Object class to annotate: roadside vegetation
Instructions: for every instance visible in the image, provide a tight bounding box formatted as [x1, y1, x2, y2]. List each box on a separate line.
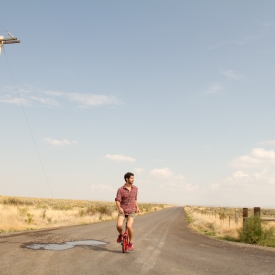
[184, 206, 275, 247]
[0, 195, 168, 233]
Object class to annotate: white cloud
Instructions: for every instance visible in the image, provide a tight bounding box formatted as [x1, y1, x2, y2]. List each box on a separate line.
[0, 85, 120, 108]
[134, 168, 144, 175]
[149, 167, 174, 179]
[221, 70, 243, 80]
[91, 184, 114, 192]
[233, 170, 249, 178]
[209, 148, 275, 205]
[211, 169, 275, 191]
[105, 154, 136, 162]
[148, 167, 197, 191]
[230, 148, 275, 168]
[205, 83, 223, 94]
[250, 148, 275, 159]
[44, 138, 77, 146]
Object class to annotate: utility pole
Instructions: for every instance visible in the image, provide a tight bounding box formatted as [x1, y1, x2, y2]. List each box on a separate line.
[0, 32, 20, 53]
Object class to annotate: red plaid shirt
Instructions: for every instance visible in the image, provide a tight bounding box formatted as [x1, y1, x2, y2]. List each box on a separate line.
[115, 184, 138, 213]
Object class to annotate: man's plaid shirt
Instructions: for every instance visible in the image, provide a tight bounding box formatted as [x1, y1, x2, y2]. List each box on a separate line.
[115, 184, 138, 213]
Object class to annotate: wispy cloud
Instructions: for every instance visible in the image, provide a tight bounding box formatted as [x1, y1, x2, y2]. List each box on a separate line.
[256, 140, 275, 146]
[68, 93, 119, 108]
[260, 22, 274, 33]
[105, 154, 136, 162]
[0, 85, 121, 108]
[221, 70, 243, 80]
[0, 95, 31, 106]
[232, 35, 261, 46]
[44, 138, 78, 146]
[204, 83, 223, 94]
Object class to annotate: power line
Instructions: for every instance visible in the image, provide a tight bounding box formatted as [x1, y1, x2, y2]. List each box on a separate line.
[2, 47, 54, 198]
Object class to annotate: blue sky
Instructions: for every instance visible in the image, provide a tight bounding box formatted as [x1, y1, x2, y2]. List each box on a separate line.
[1, 1, 275, 207]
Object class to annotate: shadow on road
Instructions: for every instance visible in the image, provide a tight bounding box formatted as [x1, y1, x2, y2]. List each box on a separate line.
[80, 245, 123, 254]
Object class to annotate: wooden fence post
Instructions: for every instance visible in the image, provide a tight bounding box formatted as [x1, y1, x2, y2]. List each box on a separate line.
[254, 207, 260, 216]
[235, 212, 239, 224]
[243, 208, 248, 226]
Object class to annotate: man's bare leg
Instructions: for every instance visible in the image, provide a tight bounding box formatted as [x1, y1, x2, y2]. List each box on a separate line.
[127, 217, 134, 243]
[116, 216, 124, 234]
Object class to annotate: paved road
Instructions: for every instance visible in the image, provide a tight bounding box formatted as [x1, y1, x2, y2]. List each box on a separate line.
[1, 207, 275, 275]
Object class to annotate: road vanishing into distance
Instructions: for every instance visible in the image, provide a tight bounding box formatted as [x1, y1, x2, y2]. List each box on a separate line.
[1, 207, 275, 275]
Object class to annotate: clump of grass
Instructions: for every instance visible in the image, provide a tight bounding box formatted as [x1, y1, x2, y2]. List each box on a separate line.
[238, 215, 275, 247]
[184, 208, 194, 224]
[52, 204, 73, 211]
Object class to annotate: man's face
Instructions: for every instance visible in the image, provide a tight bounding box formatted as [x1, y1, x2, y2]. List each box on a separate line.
[126, 176, 134, 185]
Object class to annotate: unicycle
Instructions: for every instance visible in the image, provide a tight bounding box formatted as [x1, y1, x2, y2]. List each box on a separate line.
[121, 214, 129, 253]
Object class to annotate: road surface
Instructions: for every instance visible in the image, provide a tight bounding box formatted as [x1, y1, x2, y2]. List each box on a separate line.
[0, 207, 275, 275]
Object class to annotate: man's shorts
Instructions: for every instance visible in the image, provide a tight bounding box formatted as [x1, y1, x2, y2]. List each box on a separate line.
[118, 212, 136, 219]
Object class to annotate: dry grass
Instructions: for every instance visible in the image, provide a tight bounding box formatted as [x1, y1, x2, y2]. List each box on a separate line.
[0, 195, 168, 233]
[184, 205, 275, 242]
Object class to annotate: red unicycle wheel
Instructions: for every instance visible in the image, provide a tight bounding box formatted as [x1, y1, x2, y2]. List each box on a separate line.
[122, 235, 129, 253]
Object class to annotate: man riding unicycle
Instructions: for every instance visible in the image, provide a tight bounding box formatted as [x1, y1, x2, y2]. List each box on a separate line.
[115, 172, 140, 251]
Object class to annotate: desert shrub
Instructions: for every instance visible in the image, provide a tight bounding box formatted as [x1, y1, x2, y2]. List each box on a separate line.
[96, 205, 114, 216]
[86, 205, 97, 215]
[25, 213, 34, 224]
[78, 209, 85, 217]
[3, 197, 33, 206]
[35, 203, 48, 209]
[41, 210, 47, 219]
[17, 207, 28, 217]
[238, 215, 275, 247]
[219, 212, 226, 220]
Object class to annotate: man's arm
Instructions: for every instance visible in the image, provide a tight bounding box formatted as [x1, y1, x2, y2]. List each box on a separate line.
[116, 200, 124, 214]
[135, 200, 140, 214]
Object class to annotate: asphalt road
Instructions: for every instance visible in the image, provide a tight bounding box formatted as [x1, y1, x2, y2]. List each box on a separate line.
[1, 207, 275, 275]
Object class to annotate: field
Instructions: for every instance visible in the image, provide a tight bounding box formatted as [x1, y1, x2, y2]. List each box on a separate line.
[0, 195, 168, 233]
[184, 205, 275, 247]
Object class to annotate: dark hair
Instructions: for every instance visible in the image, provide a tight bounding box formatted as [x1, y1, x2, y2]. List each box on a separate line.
[124, 172, 134, 181]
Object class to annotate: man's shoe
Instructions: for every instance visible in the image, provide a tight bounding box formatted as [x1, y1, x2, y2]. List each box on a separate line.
[117, 234, 123, 243]
[127, 242, 133, 251]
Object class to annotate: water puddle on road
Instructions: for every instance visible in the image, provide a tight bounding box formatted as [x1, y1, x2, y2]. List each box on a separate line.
[25, 240, 107, 251]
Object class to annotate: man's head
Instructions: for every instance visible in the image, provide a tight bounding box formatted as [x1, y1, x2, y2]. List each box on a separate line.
[124, 172, 134, 184]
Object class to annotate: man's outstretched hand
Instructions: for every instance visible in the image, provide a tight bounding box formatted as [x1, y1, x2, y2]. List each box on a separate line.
[119, 207, 124, 214]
